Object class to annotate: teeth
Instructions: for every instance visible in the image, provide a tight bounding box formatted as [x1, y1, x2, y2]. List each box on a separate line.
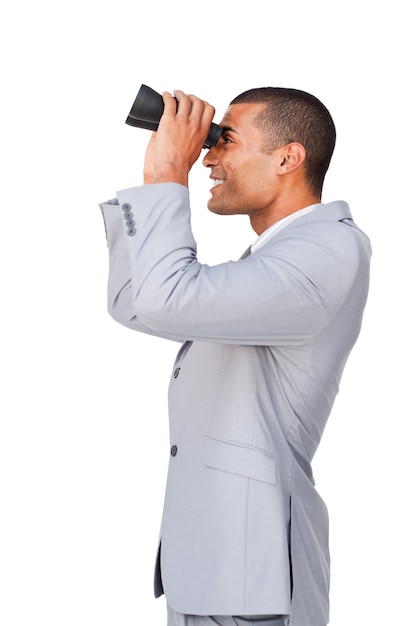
[213, 179, 224, 186]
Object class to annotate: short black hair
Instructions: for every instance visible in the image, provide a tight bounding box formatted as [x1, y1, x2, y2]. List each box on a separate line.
[230, 87, 336, 196]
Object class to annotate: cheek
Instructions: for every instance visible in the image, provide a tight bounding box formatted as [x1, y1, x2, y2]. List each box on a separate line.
[251, 159, 275, 191]
[229, 159, 257, 187]
[235, 161, 270, 195]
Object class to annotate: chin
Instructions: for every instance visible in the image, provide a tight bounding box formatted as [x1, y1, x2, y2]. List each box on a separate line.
[208, 200, 233, 216]
[208, 206, 227, 216]
[208, 205, 244, 218]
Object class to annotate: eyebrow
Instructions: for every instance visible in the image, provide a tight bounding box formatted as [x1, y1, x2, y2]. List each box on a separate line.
[219, 125, 238, 134]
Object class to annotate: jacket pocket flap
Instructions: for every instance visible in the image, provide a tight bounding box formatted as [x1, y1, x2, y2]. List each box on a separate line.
[203, 434, 276, 485]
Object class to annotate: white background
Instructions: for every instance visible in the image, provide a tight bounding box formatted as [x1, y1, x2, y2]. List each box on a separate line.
[1, 1, 405, 624]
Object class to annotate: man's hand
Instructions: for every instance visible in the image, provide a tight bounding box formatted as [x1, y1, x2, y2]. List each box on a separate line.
[143, 90, 215, 187]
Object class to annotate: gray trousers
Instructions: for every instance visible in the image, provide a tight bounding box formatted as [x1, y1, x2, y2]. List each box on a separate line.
[167, 605, 289, 626]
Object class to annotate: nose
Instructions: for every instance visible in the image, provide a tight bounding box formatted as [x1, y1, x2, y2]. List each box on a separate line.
[202, 144, 220, 168]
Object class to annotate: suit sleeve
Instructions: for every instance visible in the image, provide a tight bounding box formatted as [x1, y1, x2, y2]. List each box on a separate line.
[100, 196, 183, 342]
[103, 183, 362, 346]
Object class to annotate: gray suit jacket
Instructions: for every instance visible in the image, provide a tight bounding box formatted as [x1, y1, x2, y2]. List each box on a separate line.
[100, 183, 371, 626]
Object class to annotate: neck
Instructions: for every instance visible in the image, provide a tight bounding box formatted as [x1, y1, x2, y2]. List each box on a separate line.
[250, 191, 321, 235]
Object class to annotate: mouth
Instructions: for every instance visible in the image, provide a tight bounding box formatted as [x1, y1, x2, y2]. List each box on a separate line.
[210, 178, 225, 192]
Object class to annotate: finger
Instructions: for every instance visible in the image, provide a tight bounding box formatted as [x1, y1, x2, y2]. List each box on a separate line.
[187, 96, 215, 132]
[201, 100, 216, 128]
[175, 92, 208, 126]
[162, 91, 177, 116]
[188, 94, 206, 119]
[172, 90, 193, 117]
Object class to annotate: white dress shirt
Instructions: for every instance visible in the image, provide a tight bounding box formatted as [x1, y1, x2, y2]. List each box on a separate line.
[250, 204, 320, 254]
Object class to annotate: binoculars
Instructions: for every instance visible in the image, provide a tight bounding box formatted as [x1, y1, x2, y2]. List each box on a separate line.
[125, 84, 222, 149]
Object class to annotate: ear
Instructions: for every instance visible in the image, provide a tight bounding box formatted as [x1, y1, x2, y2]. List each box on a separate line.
[277, 142, 306, 175]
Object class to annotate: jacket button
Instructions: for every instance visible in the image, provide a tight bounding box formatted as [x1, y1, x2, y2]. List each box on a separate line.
[127, 227, 136, 236]
[171, 445, 178, 457]
[174, 367, 180, 378]
[122, 203, 132, 211]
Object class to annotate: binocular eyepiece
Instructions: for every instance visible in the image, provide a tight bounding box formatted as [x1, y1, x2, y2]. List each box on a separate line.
[125, 84, 222, 149]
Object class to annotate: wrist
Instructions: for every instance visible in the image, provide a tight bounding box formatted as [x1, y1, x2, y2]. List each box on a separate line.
[150, 166, 189, 187]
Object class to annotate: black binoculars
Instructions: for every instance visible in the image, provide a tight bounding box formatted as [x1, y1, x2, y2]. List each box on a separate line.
[125, 84, 222, 149]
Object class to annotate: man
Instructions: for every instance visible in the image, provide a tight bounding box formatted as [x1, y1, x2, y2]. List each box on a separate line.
[99, 87, 371, 626]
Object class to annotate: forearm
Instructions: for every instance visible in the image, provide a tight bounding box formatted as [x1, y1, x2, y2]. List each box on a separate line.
[100, 196, 184, 342]
[112, 185, 352, 346]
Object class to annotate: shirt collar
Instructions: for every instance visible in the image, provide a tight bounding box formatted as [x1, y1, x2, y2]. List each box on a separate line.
[250, 203, 321, 254]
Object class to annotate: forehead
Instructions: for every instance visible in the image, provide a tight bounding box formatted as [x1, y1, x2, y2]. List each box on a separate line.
[219, 102, 266, 134]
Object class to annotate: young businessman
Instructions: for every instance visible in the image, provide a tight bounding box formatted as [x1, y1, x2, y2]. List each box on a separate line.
[100, 87, 371, 626]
